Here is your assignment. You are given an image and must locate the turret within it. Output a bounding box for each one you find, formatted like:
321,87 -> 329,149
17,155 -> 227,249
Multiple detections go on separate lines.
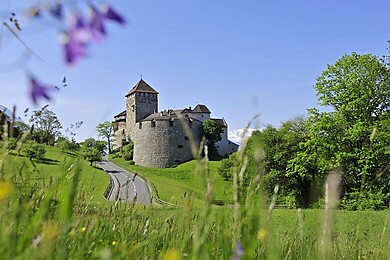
125,79 -> 158,141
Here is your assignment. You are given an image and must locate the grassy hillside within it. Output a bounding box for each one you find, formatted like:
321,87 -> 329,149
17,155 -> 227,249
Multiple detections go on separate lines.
109,157 -> 232,206
1,143 -> 389,259
1,144 -> 109,204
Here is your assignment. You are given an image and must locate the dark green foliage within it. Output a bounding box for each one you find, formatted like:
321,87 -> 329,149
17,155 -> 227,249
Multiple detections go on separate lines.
22,140 -> 46,160
202,120 -> 223,158
82,147 -> 102,166
6,137 -> 17,151
30,108 -> 62,145
218,153 -> 236,181
56,137 -> 79,152
122,142 -> 134,161
290,53 -> 390,208
340,191 -> 389,211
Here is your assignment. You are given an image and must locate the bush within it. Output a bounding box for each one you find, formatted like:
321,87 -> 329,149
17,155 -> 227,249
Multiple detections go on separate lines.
275,194 -> 298,209
122,142 -> 134,161
22,140 -> 46,160
340,191 -> 389,210
6,138 -> 17,151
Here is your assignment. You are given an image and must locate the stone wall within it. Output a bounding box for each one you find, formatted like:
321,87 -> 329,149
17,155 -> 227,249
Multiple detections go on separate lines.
133,118 -> 203,168
126,92 -> 158,142
113,121 -> 127,149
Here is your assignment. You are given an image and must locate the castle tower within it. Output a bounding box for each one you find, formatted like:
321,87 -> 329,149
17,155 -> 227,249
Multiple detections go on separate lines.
125,79 -> 158,141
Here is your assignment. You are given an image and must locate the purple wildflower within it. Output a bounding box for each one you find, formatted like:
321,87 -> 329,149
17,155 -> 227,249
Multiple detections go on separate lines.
89,6 -> 106,40
101,4 -> 126,25
233,241 -> 244,260
60,31 -> 87,66
29,76 -> 53,105
60,13 -> 90,66
50,3 -> 63,20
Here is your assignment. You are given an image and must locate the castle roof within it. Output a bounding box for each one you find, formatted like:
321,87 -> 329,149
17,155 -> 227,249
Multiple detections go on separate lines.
211,118 -> 227,127
192,104 -> 211,114
126,79 -> 159,96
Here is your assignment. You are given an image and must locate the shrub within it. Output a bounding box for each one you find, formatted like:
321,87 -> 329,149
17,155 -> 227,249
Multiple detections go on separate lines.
6,138 -> 17,151
340,191 -> 389,210
22,140 -> 46,160
122,142 -> 134,161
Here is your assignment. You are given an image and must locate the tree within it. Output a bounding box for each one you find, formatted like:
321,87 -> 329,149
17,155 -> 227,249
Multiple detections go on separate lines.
22,140 -> 46,160
82,147 -> 102,166
202,120 -> 223,158
290,53 -> 390,208
96,121 -> 114,153
30,108 -> 62,145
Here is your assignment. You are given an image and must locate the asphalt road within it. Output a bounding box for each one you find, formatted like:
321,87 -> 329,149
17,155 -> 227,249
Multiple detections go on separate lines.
97,158 -> 152,204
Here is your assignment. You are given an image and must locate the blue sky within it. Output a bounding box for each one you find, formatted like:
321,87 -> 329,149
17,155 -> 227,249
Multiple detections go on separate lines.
1,1 -> 389,142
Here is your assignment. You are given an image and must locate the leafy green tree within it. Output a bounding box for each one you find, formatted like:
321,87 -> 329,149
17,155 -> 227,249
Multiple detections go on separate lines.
82,147 -> 102,166
81,137 -> 96,148
290,53 -> 390,207
202,120 -> 223,158
56,137 -> 79,153
93,140 -> 107,154
30,108 -> 62,145
96,121 -> 114,153
22,140 -> 46,160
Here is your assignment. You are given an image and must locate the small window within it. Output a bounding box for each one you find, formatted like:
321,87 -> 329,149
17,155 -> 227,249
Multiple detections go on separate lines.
189,120 -> 193,127
131,105 -> 134,112
169,120 -> 173,127
151,121 -> 156,128
139,122 -> 142,129
185,136 -> 189,140
175,160 -> 181,163
122,129 -> 125,134
216,145 -> 219,148
201,114 -> 204,117
178,145 -> 183,148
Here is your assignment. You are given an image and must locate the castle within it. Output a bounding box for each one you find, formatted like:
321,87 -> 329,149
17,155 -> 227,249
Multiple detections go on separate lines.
113,79 -> 239,168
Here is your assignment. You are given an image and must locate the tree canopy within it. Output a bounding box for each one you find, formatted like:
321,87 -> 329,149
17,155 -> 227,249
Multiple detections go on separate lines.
30,108 -> 62,145
96,121 -> 114,153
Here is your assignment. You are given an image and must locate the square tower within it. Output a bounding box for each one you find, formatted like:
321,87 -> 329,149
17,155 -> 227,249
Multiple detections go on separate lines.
125,79 -> 158,141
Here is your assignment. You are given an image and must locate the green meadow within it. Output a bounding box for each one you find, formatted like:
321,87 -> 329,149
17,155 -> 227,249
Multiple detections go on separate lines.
0,143 -> 389,259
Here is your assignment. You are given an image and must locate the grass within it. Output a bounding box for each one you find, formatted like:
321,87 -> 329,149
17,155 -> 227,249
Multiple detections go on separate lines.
109,157 -> 233,206
1,144 -> 109,204
0,142 -> 389,259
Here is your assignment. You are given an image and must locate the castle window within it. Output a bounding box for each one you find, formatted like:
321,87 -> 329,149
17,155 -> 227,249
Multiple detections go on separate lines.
188,120 -> 193,128
178,145 -> 183,148
184,136 -> 189,140
131,105 -> 134,112
151,121 -> 156,128
175,160 -> 181,163
139,122 -> 142,129
122,129 -> 125,134
169,120 -> 173,127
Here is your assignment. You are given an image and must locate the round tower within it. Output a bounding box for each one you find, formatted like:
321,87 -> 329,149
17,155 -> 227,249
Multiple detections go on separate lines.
125,79 -> 158,142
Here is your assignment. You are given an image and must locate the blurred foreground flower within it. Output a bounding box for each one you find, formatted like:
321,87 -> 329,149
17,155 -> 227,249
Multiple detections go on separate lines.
89,6 -> 106,41
162,249 -> 181,260
257,228 -> 267,241
29,76 -> 54,105
233,241 -> 244,260
0,182 -> 12,202
102,4 -> 126,25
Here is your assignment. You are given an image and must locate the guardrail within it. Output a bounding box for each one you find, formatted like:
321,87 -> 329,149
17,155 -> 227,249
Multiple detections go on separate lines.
108,159 -> 179,208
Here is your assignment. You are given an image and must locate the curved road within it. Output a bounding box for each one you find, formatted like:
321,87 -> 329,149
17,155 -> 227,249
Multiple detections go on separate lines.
98,157 -> 152,204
